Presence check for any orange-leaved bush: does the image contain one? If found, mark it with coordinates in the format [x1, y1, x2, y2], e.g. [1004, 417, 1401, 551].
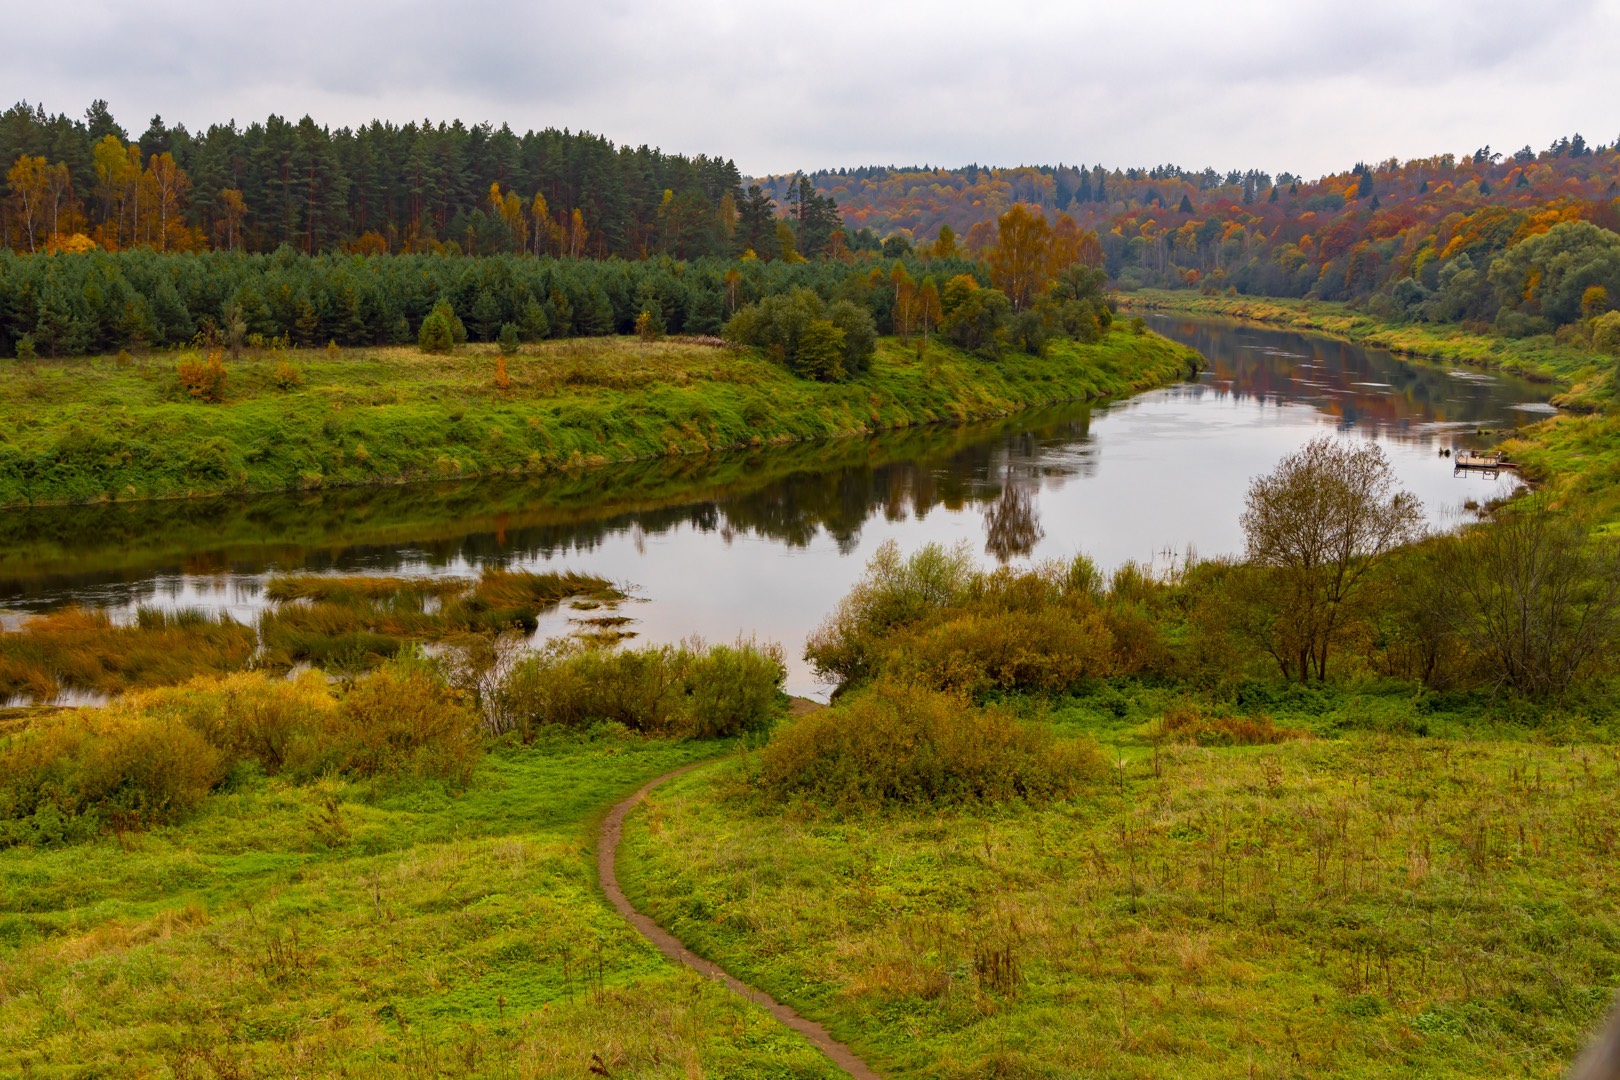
[177, 350, 228, 402]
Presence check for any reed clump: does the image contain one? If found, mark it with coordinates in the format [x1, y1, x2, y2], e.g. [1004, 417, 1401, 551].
[0, 606, 256, 701]
[258, 569, 625, 668]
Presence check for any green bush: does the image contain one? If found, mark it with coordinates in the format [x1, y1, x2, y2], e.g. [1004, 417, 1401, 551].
[722, 288, 876, 380]
[891, 606, 1118, 695]
[330, 663, 482, 784]
[804, 540, 978, 687]
[418, 301, 466, 354]
[1593, 310, 1620, 358]
[939, 276, 1012, 359]
[494, 639, 786, 739]
[685, 643, 790, 738]
[753, 681, 1106, 810]
[795, 319, 847, 380]
[0, 699, 224, 834]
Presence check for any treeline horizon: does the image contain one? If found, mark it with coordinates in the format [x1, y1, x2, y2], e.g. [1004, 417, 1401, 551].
[0, 100, 845, 262]
[8, 100, 1620, 349]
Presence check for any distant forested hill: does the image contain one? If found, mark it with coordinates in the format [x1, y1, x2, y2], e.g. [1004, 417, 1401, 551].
[757, 137, 1620, 312]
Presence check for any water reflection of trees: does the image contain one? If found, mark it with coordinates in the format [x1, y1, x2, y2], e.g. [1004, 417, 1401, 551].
[0, 406, 1093, 602]
[1148, 316, 1550, 444]
[984, 482, 1045, 563]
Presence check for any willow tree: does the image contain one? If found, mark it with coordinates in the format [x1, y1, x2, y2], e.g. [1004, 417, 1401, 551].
[1240, 437, 1424, 682]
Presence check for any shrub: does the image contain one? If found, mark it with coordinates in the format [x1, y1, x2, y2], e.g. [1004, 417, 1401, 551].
[826, 300, 877, 377]
[141, 669, 336, 775]
[684, 642, 789, 738]
[328, 662, 482, 784]
[795, 319, 847, 381]
[754, 681, 1106, 810]
[634, 308, 664, 342]
[494, 639, 786, 739]
[0, 702, 225, 834]
[1009, 309, 1050, 356]
[805, 540, 978, 688]
[177, 350, 228, 402]
[1159, 703, 1307, 746]
[723, 287, 875, 380]
[892, 606, 1117, 695]
[271, 359, 303, 389]
[1592, 310, 1620, 353]
[940, 277, 1012, 359]
[0, 664, 483, 844]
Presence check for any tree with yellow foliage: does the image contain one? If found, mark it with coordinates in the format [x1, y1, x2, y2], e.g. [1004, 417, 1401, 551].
[988, 204, 1053, 311]
[6, 156, 48, 252]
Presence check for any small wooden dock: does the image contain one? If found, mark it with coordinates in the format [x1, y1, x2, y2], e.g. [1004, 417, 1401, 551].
[1452, 450, 1518, 473]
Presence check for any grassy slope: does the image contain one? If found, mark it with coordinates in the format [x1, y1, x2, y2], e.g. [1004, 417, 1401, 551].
[620, 727, 1620, 1079]
[0, 331, 1197, 508]
[0, 735, 843, 1079]
[1504, 410, 1620, 535]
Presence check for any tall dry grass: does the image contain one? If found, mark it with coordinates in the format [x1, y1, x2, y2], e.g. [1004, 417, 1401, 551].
[258, 569, 625, 668]
[0, 606, 256, 701]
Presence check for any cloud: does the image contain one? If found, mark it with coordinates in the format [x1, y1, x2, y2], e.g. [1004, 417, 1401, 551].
[5, 0, 1616, 178]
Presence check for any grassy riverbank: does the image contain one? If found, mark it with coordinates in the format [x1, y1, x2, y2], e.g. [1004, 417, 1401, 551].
[1121, 289, 1612, 399]
[621, 721, 1620, 1079]
[0, 401, 1101, 588]
[0, 330, 1197, 508]
[1505, 410, 1620, 535]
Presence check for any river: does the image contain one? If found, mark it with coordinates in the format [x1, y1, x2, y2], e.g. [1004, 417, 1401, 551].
[0, 315, 1552, 698]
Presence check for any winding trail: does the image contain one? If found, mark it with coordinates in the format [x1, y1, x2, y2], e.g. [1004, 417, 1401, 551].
[596, 703, 881, 1080]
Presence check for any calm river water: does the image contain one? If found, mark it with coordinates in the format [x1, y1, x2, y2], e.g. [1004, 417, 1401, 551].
[0, 315, 1552, 698]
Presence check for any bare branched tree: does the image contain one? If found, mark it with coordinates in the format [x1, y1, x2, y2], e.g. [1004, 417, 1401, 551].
[1438, 499, 1620, 698]
[1240, 436, 1424, 682]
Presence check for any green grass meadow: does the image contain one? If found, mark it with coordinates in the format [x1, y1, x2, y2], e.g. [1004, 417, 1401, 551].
[620, 720, 1620, 1079]
[0, 732, 844, 1078]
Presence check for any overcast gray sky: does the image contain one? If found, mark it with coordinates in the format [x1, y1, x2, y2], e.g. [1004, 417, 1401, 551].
[5, 0, 1617, 178]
